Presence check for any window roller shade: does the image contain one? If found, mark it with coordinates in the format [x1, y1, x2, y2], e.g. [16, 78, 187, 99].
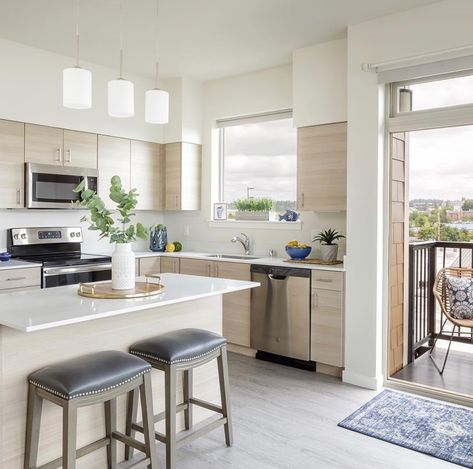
[216, 109, 292, 128]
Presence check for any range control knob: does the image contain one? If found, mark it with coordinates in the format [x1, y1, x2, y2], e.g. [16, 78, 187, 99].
[13, 234, 19, 240]
[76, 232, 81, 238]
[71, 232, 75, 238]
[20, 233, 26, 240]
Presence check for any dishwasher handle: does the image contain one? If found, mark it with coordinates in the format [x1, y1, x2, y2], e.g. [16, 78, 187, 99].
[268, 274, 287, 280]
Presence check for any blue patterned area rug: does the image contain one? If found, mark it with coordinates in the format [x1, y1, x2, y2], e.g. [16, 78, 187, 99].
[338, 390, 473, 468]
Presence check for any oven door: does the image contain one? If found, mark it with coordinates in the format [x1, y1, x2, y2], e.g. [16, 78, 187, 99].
[42, 264, 112, 288]
[26, 163, 98, 209]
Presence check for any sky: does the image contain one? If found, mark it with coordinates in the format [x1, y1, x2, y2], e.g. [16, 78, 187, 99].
[408, 74, 473, 201]
[222, 118, 297, 203]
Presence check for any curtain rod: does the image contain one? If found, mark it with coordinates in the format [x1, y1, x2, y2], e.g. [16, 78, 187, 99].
[362, 43, 473, 72]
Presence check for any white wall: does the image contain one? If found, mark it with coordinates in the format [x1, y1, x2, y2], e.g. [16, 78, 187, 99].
[164, 64, 347, 257]
[0, 37, 165, 253]
[344, 0, 473, 389]
[293, 38, 347, 127]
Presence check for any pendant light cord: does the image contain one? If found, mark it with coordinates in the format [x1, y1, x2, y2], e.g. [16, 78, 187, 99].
[75, 0, 80, 67]
[119, 0, 124, 78]
[154, 0, 159, 89]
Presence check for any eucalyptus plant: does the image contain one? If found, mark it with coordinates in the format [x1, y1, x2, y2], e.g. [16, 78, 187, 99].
[313, 229, 345, 246]
[234, 198, 273, 212]
[74, 175, 148, 244]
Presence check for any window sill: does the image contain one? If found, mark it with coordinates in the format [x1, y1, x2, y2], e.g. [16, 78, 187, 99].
[208, 220, 303, 230]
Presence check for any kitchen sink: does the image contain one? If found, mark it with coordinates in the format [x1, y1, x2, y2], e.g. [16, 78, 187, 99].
[206, 254, 263, 260]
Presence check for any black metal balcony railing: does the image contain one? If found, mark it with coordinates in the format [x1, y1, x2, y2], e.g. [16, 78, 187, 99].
[408, 241, 473, 362]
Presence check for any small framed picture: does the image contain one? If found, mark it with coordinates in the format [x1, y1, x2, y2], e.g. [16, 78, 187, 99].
[214, 203, 227, 220]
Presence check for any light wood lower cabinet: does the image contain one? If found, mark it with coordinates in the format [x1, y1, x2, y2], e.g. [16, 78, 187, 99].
[160, 257, 180, 273]
[0, 120, 24, 208]
[311, 271, 344, 368]
[139, 257, 162, 276]
[0, 267, 41, 291]
[179, 258, 251, 347]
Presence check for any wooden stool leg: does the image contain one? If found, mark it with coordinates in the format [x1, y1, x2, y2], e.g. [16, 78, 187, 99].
[62, 401, 78, 469]
[140, 373, 158, 469]
[217, 346, 233, 446]
[105, 398, 117, 468]
[125, 388, 139, 461]
[183, 369, 193, 430]
[24, 384, 43, 469]
[165, 364, 177, 469]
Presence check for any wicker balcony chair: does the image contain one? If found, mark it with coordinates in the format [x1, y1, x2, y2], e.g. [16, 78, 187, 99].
[431, 267, 473, 374]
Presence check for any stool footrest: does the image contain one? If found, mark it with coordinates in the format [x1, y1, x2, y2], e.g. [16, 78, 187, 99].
[176, 416, 227, 447]
[190, 397, 223, 415]
[154, 402, 189, 423]
[37, 437, 109, 469]
[115, 454, 151, 469]
[113, 431, 147, 454]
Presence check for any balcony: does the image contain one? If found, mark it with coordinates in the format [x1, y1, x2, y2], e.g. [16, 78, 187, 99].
[392, 241, 473, 396]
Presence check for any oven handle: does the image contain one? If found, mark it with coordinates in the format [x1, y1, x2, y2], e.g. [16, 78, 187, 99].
[43, 263, 112, 277]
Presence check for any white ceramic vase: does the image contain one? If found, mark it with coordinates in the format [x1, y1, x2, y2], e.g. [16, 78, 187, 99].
[112, 243, 135, 290]
[320, 244, 338, 262]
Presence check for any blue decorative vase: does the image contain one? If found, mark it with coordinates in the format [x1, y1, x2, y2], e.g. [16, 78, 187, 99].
[149, 225, 167, 252]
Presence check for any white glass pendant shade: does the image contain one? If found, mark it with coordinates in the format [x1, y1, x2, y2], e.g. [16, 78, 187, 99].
[63, 66, 92, 109]
[145, 88, 169, 124]
[108, 78, 135, 117]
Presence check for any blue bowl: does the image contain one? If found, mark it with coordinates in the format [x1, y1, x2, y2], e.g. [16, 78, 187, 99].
[285, 246, 312, 260]
[0, 252, 12, 262]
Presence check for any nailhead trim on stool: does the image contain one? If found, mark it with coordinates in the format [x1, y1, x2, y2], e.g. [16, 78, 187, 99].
[130, 345, 223, 365]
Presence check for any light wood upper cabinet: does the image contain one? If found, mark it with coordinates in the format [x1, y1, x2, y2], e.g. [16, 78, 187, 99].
[63, 130, 97, 168]
[25, 124, 97, 169]
[297, 122, 347, 212]
[98, 135, 130, 208]
[25, 124, 63, 166]
[164, 142, 201, 211]
[131, 140, 163, 210]
[0, 120, 25, 208]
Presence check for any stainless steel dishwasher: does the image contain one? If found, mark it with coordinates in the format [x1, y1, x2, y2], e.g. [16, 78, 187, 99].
[251, 264, 313, 370]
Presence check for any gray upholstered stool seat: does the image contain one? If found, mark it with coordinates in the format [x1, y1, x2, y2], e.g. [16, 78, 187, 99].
[126, 328, 233, 469]
[129, 328, 227, 364]
[25, 350, 158, 469]
[28, 350, 151, 400]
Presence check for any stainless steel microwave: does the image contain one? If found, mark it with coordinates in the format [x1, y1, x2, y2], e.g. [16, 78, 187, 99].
[26, 163, 98, 209]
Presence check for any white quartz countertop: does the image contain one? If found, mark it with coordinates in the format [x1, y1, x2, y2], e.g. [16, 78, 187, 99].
[133, 250, 346, 272]
[0, 273, 259, 332]
[0, 259, 42, 271]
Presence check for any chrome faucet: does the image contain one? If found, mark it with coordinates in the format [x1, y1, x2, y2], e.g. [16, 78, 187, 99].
[231, 233, 251, 255]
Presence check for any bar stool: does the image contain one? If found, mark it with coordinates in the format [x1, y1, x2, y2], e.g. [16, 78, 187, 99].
[127, 328, 233, 469]
[24, 350, 158, 469]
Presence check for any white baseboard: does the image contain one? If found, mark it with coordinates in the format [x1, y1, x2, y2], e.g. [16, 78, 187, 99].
[342, 369, 384, 390]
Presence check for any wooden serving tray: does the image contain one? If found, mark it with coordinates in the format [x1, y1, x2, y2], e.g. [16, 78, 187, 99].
[78, 277, 164, 299]
[284, 258, 343, 265]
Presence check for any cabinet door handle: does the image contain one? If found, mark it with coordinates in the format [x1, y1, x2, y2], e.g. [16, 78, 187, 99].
[55, 148, 62, 162]
[66, 149, 72, 163]
[301, 192, 305, 208]
[175, 195, 179, 209]
[215, 264, 219, 277]
[316, 278, 332, 283]
[6, 276, 27, 282]
[207, 264, 211, 276]
[16, 189, 21, 205]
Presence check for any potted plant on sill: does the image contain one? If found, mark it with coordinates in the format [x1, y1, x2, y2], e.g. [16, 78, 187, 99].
[234, 198, 273, 221]
[313, 228, 345, 262]
[74, 175, 148, 290]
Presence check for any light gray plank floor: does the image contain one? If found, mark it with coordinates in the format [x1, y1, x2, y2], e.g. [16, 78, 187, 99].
[154, 353, 459, 469]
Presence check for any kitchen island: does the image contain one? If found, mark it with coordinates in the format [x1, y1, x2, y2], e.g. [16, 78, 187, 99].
[0, 273, 258, 468]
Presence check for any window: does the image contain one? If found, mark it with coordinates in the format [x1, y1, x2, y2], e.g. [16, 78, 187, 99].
[392, 71, 473, 115]
[218, 112, 297, 221]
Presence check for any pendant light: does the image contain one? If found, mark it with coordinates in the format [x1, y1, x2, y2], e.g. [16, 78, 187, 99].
[63, 0, 92, 109]
[145, 0, 169, 124]
[108, 0, 134, 118]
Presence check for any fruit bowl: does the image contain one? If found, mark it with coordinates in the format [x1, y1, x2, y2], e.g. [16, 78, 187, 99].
[285, 246, 312, 260]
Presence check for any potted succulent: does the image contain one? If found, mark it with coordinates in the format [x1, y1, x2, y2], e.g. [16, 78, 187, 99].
[74, 175, 148, 290]
[313, 229, 345, 262]
[234, 198, 273, 221]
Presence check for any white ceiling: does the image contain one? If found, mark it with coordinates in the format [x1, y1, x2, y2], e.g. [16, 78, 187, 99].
[0, 0, 440, 81]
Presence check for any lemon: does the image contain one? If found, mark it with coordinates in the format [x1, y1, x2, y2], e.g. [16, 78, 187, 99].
[287, 240, 299, 247]
[165, 243, 175, 253]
